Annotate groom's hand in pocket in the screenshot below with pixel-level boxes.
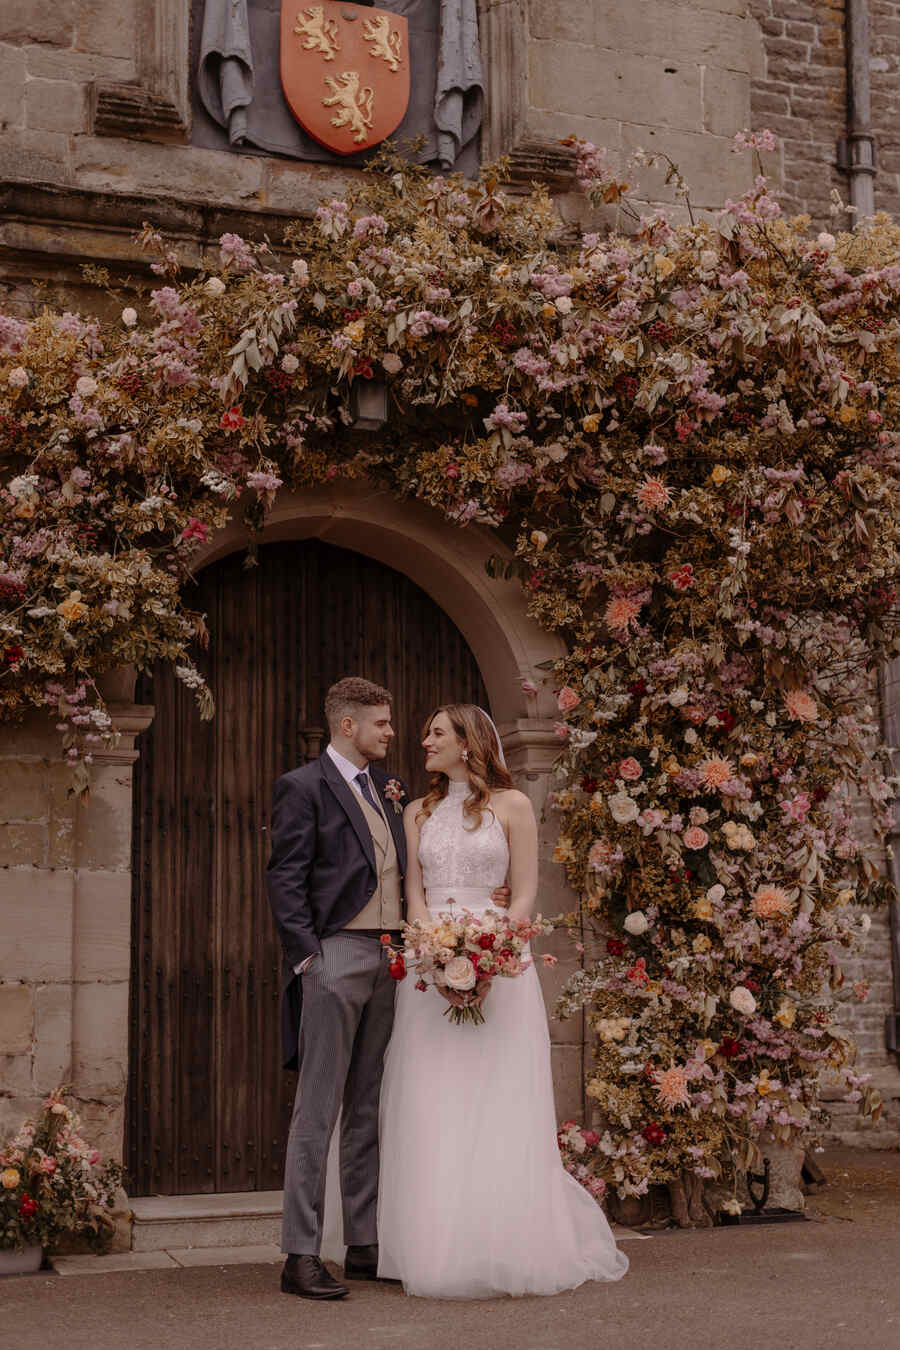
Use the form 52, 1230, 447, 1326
490, 884, 511, 909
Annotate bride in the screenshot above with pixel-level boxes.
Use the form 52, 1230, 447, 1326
376, 704, 629, 1298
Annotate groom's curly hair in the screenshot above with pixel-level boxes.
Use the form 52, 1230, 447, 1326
324, 676, 393, 730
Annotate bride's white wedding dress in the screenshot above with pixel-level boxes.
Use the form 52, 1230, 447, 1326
375, 781, 629, 1299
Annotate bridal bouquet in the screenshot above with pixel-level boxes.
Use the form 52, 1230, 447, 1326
382, 906, 553, 1025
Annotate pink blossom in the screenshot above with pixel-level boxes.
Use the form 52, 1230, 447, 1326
618, 757, 642, 781
683, 826, 710, 850
557, 686, 581, 713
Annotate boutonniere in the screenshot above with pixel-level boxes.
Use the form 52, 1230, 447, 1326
384, 778, 406, 815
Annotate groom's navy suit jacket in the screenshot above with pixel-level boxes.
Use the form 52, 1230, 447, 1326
266, 751, 408, 1070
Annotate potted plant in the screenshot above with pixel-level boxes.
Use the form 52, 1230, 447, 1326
0, 1091, 124, 1274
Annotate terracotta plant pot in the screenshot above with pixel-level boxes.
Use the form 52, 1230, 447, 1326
0, 1245, 43, 1276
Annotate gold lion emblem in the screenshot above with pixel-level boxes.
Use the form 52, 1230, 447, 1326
293, 5, 340, 61
321, 71, 375, 144
362, 13, 403, 72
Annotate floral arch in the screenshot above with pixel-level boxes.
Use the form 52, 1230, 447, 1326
1, 137, 898, 1210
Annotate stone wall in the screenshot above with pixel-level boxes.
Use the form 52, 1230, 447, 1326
750, 0, 900, 225
0, 701, 150, 1163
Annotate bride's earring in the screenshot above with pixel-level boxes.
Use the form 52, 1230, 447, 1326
461, 748, 470, 762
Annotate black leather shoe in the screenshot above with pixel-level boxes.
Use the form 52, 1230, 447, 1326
344, 1243, 379, 1280
281, 1255, 348, 1300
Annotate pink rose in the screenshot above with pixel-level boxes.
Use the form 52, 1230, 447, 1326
40, 1156, 57, 1175
618, 757, 642, 781
683, 826, 710, 850
557, 686, 581, 713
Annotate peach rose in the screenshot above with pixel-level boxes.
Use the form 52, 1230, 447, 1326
556, 686, 581, 713
618, 756, 642, 781
683, 826, 709, 850
751, 884, 793, 920
442, 956, 477, 992
785, 689, 818, 722
56, 592, 89, 623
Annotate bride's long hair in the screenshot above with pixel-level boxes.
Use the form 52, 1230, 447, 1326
417, 704, 513, 829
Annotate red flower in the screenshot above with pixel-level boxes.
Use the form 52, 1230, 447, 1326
353, 359, 374, 379
720, 1036, 742, 1059
220, 406, 245, 431
744, 977, 760, 993
388, 957, 406, 981
580, 776, 599, 793
627, 680, 647, 698
445, 461, 460, 479
713, 708, 736, 732
18, 1195, 38, 1220
478, 934, 496, 950
642, 1122, 666, 1146
380, 933, 393, 946
3, 644, 25, 666
606, 937, 625, 957
668, 563, 696, 591
180, 518, 210, 544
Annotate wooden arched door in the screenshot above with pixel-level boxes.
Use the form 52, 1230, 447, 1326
128, 539, 489, 1195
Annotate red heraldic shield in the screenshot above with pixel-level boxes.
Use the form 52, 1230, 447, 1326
281, 2, 410, 155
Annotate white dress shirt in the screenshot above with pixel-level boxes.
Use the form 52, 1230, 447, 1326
293, 745, 379, 974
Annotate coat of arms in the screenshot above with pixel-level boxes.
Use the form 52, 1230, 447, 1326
280, 2, 410, 155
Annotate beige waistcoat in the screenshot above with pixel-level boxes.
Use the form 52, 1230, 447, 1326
343, 789, 403, 931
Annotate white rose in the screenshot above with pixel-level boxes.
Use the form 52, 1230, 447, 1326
382, 353, 403, 374
699, 249, 718, 270
684, 728, 698, 745
669, 686, 689, 707
816, 231, 836, 252
706, 884, 725, 903
7, 366, 29, 388
555, 295, 573, 314
443, 956, 477, 992
729, 986, 756, 1016
75, 376, 97, 398
624, 911, 649, 936
291, 259, 310, 286
722, 1198, 742, 1216
608, 791, 640, 825
121, 307, 137, 327
569, 1131, 587, 1154
281, 354, 299, 373
859, 914, 871, 935
205, 277, 226, 296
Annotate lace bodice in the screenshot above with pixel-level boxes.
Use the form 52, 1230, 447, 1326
418, 782, 509, 905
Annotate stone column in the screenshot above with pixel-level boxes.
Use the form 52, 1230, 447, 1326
0, 693, 152, 1170
500, 719, 585, 1121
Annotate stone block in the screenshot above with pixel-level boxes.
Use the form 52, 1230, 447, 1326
0, 126, 70, 186
32, 982, 72, 1092
0, 868, 74, 982
0, 823, 47, 867
620, 124, 755, 207
0, 1054, 33, 1094
72, 980, 129, 1098
73, 139, 265, 209
263, 158, 362, 216
0, 710, 60, 759
48, 771, 76, 868
550, 1043, 585, 1123
0, 1093, 42, 1139
0, 982, 33, 1054
0, 762, 49, 822
73, 0, 138, 60
527, 0, 594, 44
24, 44, 135, 84
74, 870, 132, 983
4, 0, 75, 46
594, 1, 756, 71
25, 76, 89, 135
0, 43, 26, 130
701, 66, 751, 138
71, 763, 134, 872
72, 1098, 125, 1164
529, 43, 703, 132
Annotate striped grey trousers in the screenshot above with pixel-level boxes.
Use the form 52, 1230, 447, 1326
281, 931, 397, 1255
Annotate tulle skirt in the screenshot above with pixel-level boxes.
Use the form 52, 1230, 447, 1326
375, 944, 629, 1298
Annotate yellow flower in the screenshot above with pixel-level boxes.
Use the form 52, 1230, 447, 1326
1, 1168, 20, 1189
56, 592, 89, 623
710, 464, 730, 485
530, 529, 548, 551
542, 303, 556, 319
774, 999, 796, 1029
664, 757, 681, 777
698, 1038, 718, 1060
430, 925, 456, 948
692, 933, 712, 954
13, 500, 36, 520
838, 405, 857, 424
582, 414, 600, 433
654, 253, 676, 279
344, 319, 365, 344
553, 836, 576, 863
692, 896, 714, 921
755, 1070, 773, 1096
740, 752, 759, 769
585, 1078, 607, 1101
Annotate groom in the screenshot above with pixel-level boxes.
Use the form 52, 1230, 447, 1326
267, 676, 404, 1300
